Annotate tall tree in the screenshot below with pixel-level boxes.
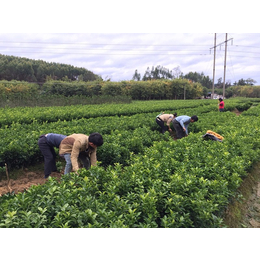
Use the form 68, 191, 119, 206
141, 65, 174, 81
142, 67, 152, 81
184, 71, 213, 89
245, 78, 257, 86
237, 78, 246, 86
132, 69, 141, 81
173, 66, 182, 79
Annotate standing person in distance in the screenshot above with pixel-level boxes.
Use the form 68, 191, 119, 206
218, 98, 225, 112
59, 132, 103, 175
38, 133, 67, 179
172, 115, 198, 139
156, 112, 177, 134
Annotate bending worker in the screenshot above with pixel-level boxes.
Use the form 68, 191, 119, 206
156, 112, 177, 134
38, 133, 67, 179
172, 115, 198, 139
59, 133, 103, 175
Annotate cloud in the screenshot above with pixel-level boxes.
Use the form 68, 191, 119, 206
0, 33, 260, 84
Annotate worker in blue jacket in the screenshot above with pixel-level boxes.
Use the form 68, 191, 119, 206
172, 115, 198, 139
38, 133, 67, 178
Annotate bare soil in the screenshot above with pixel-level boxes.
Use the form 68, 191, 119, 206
0, 164, 63, 195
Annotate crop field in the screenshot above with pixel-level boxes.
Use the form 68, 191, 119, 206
0, 98, 260, 227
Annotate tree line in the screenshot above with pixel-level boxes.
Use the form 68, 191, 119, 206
2, 78, 260, 109
133, 66, 257, 89
0, 53, 258, 101
1, 53, 256, 89
0, 79, 203, 102
0, 54, 100, 83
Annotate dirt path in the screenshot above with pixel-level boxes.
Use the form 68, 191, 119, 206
223, 162, 260, 228
0, 165, 63, 195
241, 183, 260, 227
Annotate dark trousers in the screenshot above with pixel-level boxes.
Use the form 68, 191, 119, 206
156, 118, 168, 134
38, 135, 57, 178
172, 119, 186, 139
79, 151, 91, 169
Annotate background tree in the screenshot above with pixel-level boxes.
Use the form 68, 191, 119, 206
237, 78, 246, 86
0, 54, 99, 83
173, 66, 182, 79
132, 69, 141, 81
183, 71, 213, 89
216, 77, 223, 88
245, 78, 257, 86
141, 65, 174, 81
142, 67, 152, 81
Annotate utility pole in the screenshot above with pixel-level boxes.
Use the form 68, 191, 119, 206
210, 34, 233, 99
212, 33, 216, 99
223, 33, 228, 98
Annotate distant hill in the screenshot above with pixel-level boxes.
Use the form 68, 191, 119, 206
0, 54, 101, 83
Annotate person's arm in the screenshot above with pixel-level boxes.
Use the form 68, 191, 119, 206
178, 116, 189, 134
184, 122, 190, 135
178, 118, 185, 129
89, 148, 97, 166
166, 116, 173, 131
70, 140, 81, 171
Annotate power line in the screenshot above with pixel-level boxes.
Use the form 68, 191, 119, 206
0, 51, 210, 56
3, 43, 260, 55
235, 45, 260, 49
0, 46, 210, 52
2, 49, 260, 58
0, 41, 211, 47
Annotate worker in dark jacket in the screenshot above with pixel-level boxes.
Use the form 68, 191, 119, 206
38, 133, 67, 178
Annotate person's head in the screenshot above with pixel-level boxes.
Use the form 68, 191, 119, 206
89, 132, 103, 148
173, 112, 177, 117
191, 115, 198, 122
219, 98, 223, 102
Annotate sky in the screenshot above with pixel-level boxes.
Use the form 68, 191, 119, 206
1, 32, 259, 85
1, 1, 259, 86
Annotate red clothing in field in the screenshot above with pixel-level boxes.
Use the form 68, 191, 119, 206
219, 101, 224, 109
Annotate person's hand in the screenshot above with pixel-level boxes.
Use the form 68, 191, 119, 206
169, 128, 172, 132
183, 127, 186, 132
